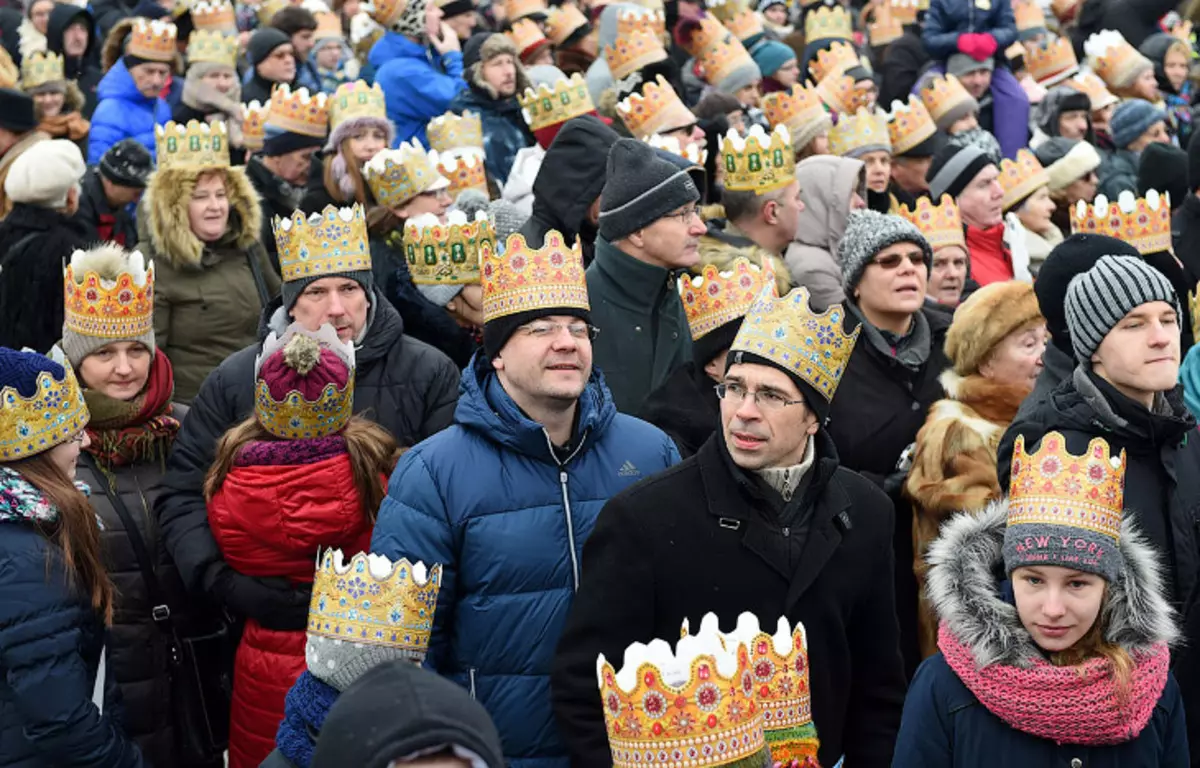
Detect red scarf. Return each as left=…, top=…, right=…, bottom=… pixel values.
left=83, top=353, right=181, bottom=470
left=965, top=223, right=1013, bottom=285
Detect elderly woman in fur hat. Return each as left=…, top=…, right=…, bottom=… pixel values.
left=904, top=280, right=1047, bottom=659
left=21, top=51, right=88, bottom=148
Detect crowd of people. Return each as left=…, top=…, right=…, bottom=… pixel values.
left=1, top=0, right=1200, bottom=763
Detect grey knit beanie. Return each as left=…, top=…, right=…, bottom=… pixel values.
left=1064, top=254, right=1179, bottom=363
left=837, top=209, right=933, bottom=295
left=306, top=633, right=423, bottom=691
left=598, top=138, right=700, bottom=242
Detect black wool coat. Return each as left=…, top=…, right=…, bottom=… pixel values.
left=638, top=360, right=721, bottom=459
left=550, top=431, right=907, bottom=768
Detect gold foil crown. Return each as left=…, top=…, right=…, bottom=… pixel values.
left=645, top=133, right=707, bottom=166
left=683, top=15, right=756, bottom=87
left=481, top=230, right=589, bottom=323
left=21, top=50, right=63, bottom=89
left=1070, top=190, right=1172, bottom=255
left=254, top=324, right=356, bottom=440
left=191, top=0, right=237, bottom=32
left=1084, top=29, right=1150, bottom=88
left=896, top=194, right=965, bottom=251
left=520, top=74, right=595, bottom=132
left=705, top=0, right=763, bottom=41
left=886, top=96, right=936, bottom=155
left=427, top=110, right=484, bottom=152
left=242, top=100, right=269, bottom=151
left=814, top=72, right=869, bottom=114
left=887, top=0, right=919, bottom=24
left=721, top=124, right=796, bottom=193
left=187, top=28, right=238, bottom=67
left=730, top=284, right=861, bottom=403
left=433, top=150, right=488, bottom=198
left=403, top=210, right=492, bottom=285
left=128, top=18, right=177, bottom=62
left=1009, top=432, right=1125, bottom=544
left=0, top=352, right=88, bottom=461
left=805, top=5, right=852, bottom=41
left=1025, top=37, right=1079, bottom=85
left=155, top=120, right=230, bottom=170
left=998, top=149, right=1049, bottom=211
left=363, top=140, right=447, bottom=208
left=828, top=106, right=891, bottom=157
left=919, top=72, right=974, bottom=124
left=268, top=85, right=330, bottom=139
left=1013, top=0, right=1046, bottom=31
left=545, top=4, right=589, bottom=45
left=762, top=85, right=828, bottom=138
left=505, top=0, right=548, bottom=20
left=809, top=41, right=859, bottom=84
left=616, top=6, right=666, bottom=39
left=1065, top=70, right=1119, bottom=110
left=679, top=257, right=774, bottom=340
left=63, top=249, right=154, bottom=344
left=605, top=28, right=668, bottom=80
left=274, top=205, right=373, bottom=284
left=616, top=76, right=697, bottom=139
left=508, top=18, right=548, bottom=55
left=869, top=6, right=904, bottom=46
left=329, top=80, right=387, bottom=131
left=370, top=0, right=410, bottom=30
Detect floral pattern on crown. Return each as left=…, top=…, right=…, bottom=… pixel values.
left=481, top=230, right=589, bottom=323
left=1069, top=190, right=1171, bottom=256
left=617, top=76, right=697, bottom=139
left=0, top=361, right=87, bottom=461
left=274, top=204, right=373, bottom=284
left=63, top=254, right=154, bottom=342
left=896, top=194, right=965, bottom=251
left=679, top=258, right=774, bottom=340
left=1009, top=432, right=1125, bottom=544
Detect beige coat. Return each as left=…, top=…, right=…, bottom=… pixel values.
left=784, top=155, right=865, bottom=308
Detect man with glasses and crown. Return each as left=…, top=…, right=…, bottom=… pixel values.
left=551, top=282, right=908, bottom=768
left=370, top=226, right=680, bottom=768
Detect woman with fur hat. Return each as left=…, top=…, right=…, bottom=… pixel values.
left=143, top=119, right=280, bottom=403
left=21, top=50, right=89, bottom=148
left=300, top=80, right=394, bottom=213
left=904, top=280, right=1047, bottom=660
left=204, top=323, right=398, bottom=768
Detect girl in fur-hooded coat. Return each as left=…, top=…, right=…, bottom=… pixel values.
left=905, top=281, right=1045, bottom=659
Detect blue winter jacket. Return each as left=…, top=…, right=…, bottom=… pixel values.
left=370, top=354, right=681, bottom=768
left=448, top=85, right=534, bottom=185
left=922, top=0, right=1018, bottom=60
left=88, top=59, right=171, bottom=164
left=371, top=33, right=467, bottom=146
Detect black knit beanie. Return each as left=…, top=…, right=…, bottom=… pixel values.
left=598, top=138, right=700, bottom=242
left=693, top=317, right=742, bottom=369
left=1138, top=141, right=1188, bottom=205
left=248, top=27, right=291, bottom=66
left=926, top=142, right=993, bottom=200
left=483, top=307, right=593, bottom=360
left=1035, top=233, right=1141, bottom=355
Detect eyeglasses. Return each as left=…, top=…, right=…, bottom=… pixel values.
left=68, top=430, right=86, bottom=444
left=520, top=321, right=600, bottom=340
left=872, top=251, right=927, bottom=269
left=664, top=205, right=701, bottom=223
left=714, top=382, right=805, bottom=411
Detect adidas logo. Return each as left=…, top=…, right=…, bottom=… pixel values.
left=617, top=460, right=641, bottom=478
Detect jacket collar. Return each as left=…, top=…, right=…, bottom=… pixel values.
left=263, top=286, right=403, bottom=365
left=1063, top=365, right=1195, bottom=447
left=591, top=237, right=677, bottom=309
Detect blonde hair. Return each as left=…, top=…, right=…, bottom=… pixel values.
left=1048, top=587, right=1136, bottom=707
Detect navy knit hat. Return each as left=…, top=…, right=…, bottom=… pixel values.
left=1064, top=254, right=1179, bottom=363
left=598, top=138, right=700, bottom=242
left=1109, top=98, right=1165, bottom=149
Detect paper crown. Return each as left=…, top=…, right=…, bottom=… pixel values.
left=645, top=133, right=708, bottom=166
left=596, top=631, right=769, bottom=767
left=480, top=230, right=589, bottom=323
left=191, top=0, right=236, bottom=32
left=1170, top=19, right=1194, bottom=45
left=679, top=258, right=774, bottom=340
left=1069, top=190, right=1172, bottom=255
left=1013, top=0, right=1046, bottom=31
left=433, top=149, right=488, bottom=197
left=520, top=73, right=595, bottom=132
left=363, top=140, right=447, bottom=208
left=254, top=324, right=356, bottom=440
left=805, top=5, right=852, bottom=41
left=705, top=0, right=763, bottom=41
left=1025, top=37, right=1079, bottom=85
left=762, top=84, right=828, bottom=140
left=617, top=6, right=667, bottom=40
left=919, top=72, right=974, bottom=125
left=813, top=72, right=869, bottom=114
left=508, top=18, right=548, bottom=56
left=313, top=11, right=343, bottom=39
left=998, top=149, right=1049, bottom=211
left=1084, top=29, right=1147, bottom=88
left=0, top=352, right=88, bottom=461
left=505, top=0, right=548, bottom=20
left=721, top=124, right=795, bottom=194
left=616, top=76, right=697, bottom=139
left=730, top=284, right=860, bottom=402
left=186, top=28, right=238, bottom=67
left=20, top=50, right=63, bottom=89
left=403, top=210, right=492, bottom=285
left=274, top=205, right=373, bottom=284
left=828, top=106, right=890, bottom=156
left=308, top=548, right=442, bottom=660
left=545, top=3, right=589, bottom=45
left=329, top=80, right=387, bottom=131
left=256, top=0, right=289, bottom=26
left=266, top=85, right=329, bottom=138
left=127, top=18, right=177, bottom=62
left=868, top=6, right=904, bottom=47
left=886, top=96, right=936, bottom=155
left=896, top=194, right=965, bottom=251
left=683, top=15, right=756, bottom=87
left=368, top=0, right=407, bottom=28
left=1065, top=70, right=1119, bottom=110
left=886, top=0, right=919, bottom=24
left=63, top=250, right=154, bottom=345
left=155, top=120, right=229, bottom=171
left=808, top=41, right=859, bottom=85
left=1009, top=432, right=1126, bottom=545
left=605, top=28, right=668, bottom=80
left=242, top=100, right=269, bottom=151
left=426, top=110, right=484, bottom=152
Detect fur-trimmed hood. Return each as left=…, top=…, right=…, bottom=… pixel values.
left=141, top=165, right=263, bottom=270
left=926, top=500, right=1179, bottom=670
left=464, top=33, right=532, bottom=100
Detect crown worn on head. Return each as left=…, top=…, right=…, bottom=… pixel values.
left=364, top=140, right=447, bottom=208
left=804, top=5, right=852, bottom=41
left=481, top=230, right=589, bottom=323
left=63, top=252, right=154, bottom=343
left=679, top=257, right=774, bottom=340
left=545, top=3, right=589, bottom=44
left=274, top=204, right=373, bottom=284
left=998, top=149, right=1049, bottom=211
left=887, top=0, right=919, bottom=24
left=1064, top=70, right=1119, bottom=110
left=20, top=50, right=63, bottom=89
left=683, top=15, right=756, bottom=86
left=254, top=324, right=356, bottom=440
left=616, top=6, right=666, bottom=39
left=369, top=0, right=409, bottom=30
left=256, top=0, right=289, bottom=25
left=329, top=80, right=387, bottom=131
left=1069, top=190, right=1172, bottom=255
left=868, top=6, right=904, bottom=47
left=508, top=18, right=548, bottom=56
left=192, top=0, right=237, bottom=32
left=186, top=28, right=238, bottom=68
left=617, top=76, right=697, bottom=139
left=828, top=106, right=890, bottom=157
left=1025, top=37, right=1079, bottom=86
left=433, top=149, right=488, bottom=198
left=813, top=72, right=868, bottom=114
left=1084, top=29, right=1146, bottom=89
left=0, top=358, right=88, bottom=462
left=505, top=0, right=548, bottom=20
left=155, top=120, right=230, bottom=170
left=886, top=96, right=936, bottom=155
left=721, top=124, right=796, bottom=193
left=242, top=100, right=269, bottom=151
left=267, top=85, right=329, bottom=138
left=1009, top=432, right=1125, bottom=545
left=427, top=110, right=484, bottom=152
left=706, top=0, right=763, bottom=42
left=313, top=11, right=343, bottom=39
left=645, top=133, right=708, bottom=166
left=762, top=85, right=828, bottom=140
left=403, top=210, right=492, bottom=285
left=520, top=74, right=595, bottom=131
left=730, top=284, right=860, bottom=403
left=1012, top=0, right=1046, bottom=31
left=919, top=73, right=973, bottom=125
left=896, top=194, right=965, bottom=251
left=128, top=18, right=177, bottom=62
left=605, top=28, right=668, bottom=80
left=808, top=41, right=859, bottom=85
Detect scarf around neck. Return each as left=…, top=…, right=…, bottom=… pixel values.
left=848, top=300, right=932, bottom=372
left=0, top=465, right=90, bottom=524
left=277, top=671, right=339, bottom=768
left=83, top=352, right=180, bottom=471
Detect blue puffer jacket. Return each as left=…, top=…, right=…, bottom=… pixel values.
left=448, top=85, right=535, bottom=185
left=370, top=353, right=681, bottom=768
left=371, top=33, right=467, bottom=146
left=87, top=59, right=171, bottom=164
left=922, top=0, right=1017, bottom=60
left=0, top=468, right=144, bottom=768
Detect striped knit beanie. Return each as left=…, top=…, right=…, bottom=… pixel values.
left=1064, top=255, right=1179, bottom=363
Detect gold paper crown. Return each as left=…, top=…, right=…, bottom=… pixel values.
left=20, top=50, right=63, bottom=90
left=505, top=0, right=548, bottom=20
left=813, top=72, right=868, bottom=114
left=1009, top=432, right=1125, bottom=543
left=274, top=204, right=373, bottom=284
left=683, top=15, right=756, bottom=87
left=0, top=354, right=88, bottom=462
left=155, top=120, right=229, bottom=171
left=919, top=72, right=973, bottom=124
left=63, top=252, right=154, bottom=344
left=804, top=5, right=852, bottom=41
left=1012, top=0, right=1046, bottom=31
left=679, top=258, right=774, bottom=340
left=705, top=0, right=763, bottom=42
left=998, top=149, right=1049, bottom=212
left=187, top=29, right=238, bottom=68
left=869, top=6, right=904, bottom=46
left=369, top=0, right=409, bottom=29
left=403, top=210, right=492, bottom=285
left=730, top=284, right=860, bottom=402
left=722, top=124, right=795, bottom=193
left=887, top=0, right=919, bottom=25
left=308, top=549, right=442, bottom=658
left=480, top=230, right=589, bottom=323
left=828, top=106, right=890, bottom=156
left=616, top=76, right=697, bottom=139
left=433, top=149, right=489, bottom=197
left=896, top=194, right=965, bottom=251
left=1025, top=37, right=1079, bottom=85
left=314, top=11, right=342, bottom=39
left=762, top=85, right=829, bottom=139
left=329, top=80, right=386, bottom=131
left=1069, top=190, right=1172, bottom=255
left=809, top=41, right=859, bottom=84
left=886, top=96, right=936, bottom=155
left=256, top=0, right=289, bottom=26
left=1065, top=70, right=1119, bottom=110
left=267, top=85, right=329, bottom=138
left=191, top=0, right=236, bottom=32
left=508, top=18, right=548, bottom=55
left=617, top=7, right=666, bottom=40
left=605, top=28, right=668, bottom=80
left=1170, top=20, right=1194, bottom=45
left=254, top=325, right=355, bottom=440
left=242, top=100, right=269, bottom=151
left=545, top=4, right=589, bottom=45
left=364, top=140, right=447, bottom=208
left=426, top=110, right=484, bottom=152
left=127, top=18, right=178, bottom=62
left=645, top=133, right=708, bottom=166
left=1085, top=30, right=1147, bottom=89
left=520, top=74, right=595, bottom=132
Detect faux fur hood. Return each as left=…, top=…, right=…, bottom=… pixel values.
left=141, top=165, right=263, bottom=270
left=926, top=500, right=1179, bottom=670
left=465, top=34, right=532, bottom=100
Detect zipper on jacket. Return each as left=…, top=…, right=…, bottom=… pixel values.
left=544, top=430, right=589, bottom=592
left=468, top=668, right=477, bottom=699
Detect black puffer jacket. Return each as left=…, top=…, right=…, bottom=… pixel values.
left=245, top=156, right=303, bottom=274
left=638, top=361, right=721, bottom=458
left=73, top=168, right=139, bottom=249
left=0, top=204, right=89, bottom=352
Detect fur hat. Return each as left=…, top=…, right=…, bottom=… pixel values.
left=944, top=280, right=1042, bottom=376
left=464, top=33, right=532, bottom=98
left=143, top=165, right=262, bottom=274
left=4, top=138, right=85, bottom=209
left=1036, top=138, right=1101, bottom=193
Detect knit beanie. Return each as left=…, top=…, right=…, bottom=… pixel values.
left=99, top=138, right=153, bottom=188
left=281, top=211, right=376, bottom=311
left=1034, top=233, right=1140, bottom=355
left=0, top=347, right=88, bottom=460
left=1109, top=98, right=1165, bottom=149
left=248, top=27, right=291, bottom=66
left=1036, top=137, right=1101, bottom=193
left=946, top=52, right=994, bottom=77
left=598, top=138, right=700, bottom=242
left=948, top=126, right=1002, bottom=164
left=945, top=281, right=1042, bottom=376
left=0, top=87, right=36, bottom=134
left=837, top=209, right=932, bottom=296
left=259, top=336, right=351, bottom=401
left=62, top=246, right=156, bottom=367
left=749, top=38, right=795, bottom=78
left=1064, top=254, right=1179, bottom=363
left=715, top=57, right=764, bottom=95
left=4, top=139, right=85, bottom=209
left=926, top=142, right=992, bottom=202
left=1137, top=142, right=1187, bottom=204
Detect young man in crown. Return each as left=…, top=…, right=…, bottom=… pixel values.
left=551, top=283, right=906, bottom=768
left=370, top=229, right=680, bottom=767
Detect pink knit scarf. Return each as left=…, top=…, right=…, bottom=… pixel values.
left=938, top=622, right=1170, bottom=745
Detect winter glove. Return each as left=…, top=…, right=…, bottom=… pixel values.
left=205, top=563, right=313, bottom=631
left=975, top=32, right=998, bottom=60
left=956, top=32, right=997, bottom=62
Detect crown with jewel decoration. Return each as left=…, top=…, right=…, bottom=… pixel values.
left=242, top=100, right=269, bottom=151
left=809, top=41, right=860, bottom=85
left=1084, top=29, right=1150, bottom=89
left=520, top=74, right=595, bottom=132
left=1025, top=37, right=1079, bottom=85
left=20, top=50, right=63, bottom=90
left=814, top=72, right=868, bottom=114
left=682, top=15, right=756, bottom=87
left=426, top=110, right=484, bottom=153
left=885, top=96, right=935, bottom=155
left=918, top=72, right=974, bottom=125
left=363, top=140, right=447, bottom=208
left=403, top=210, right=492, bottom=285
left=1009, top=432, right=1125, bottom=545
left=505, top=0, right=547, bottom=20
left=887, top=0, right=919, bottom=24
left=63, top=250, right=154, bottom=346
left=868, top=5, right=904, bottom=47
left=998, top=149, right=1049, bottom=212
left=481, top=230, right=589, bottom=323
left=762, top=84, right=829, bottom=140
left=616, top=75, right=697, bottom=139
left=186, top=28, right=238, bottom=67
left=678, top=258, right=774, bottom=340
left=1064, top=70, right=1119, bottom=110
left=256, top=0, right=289, bottom=25
left=617, top=6, right=666, bottom=40
left=0, top=350, right=88, bottom=462
left=805, top=5, right=852, bottom=41
left=369, top=0, right=408, bottom=30
left=605, top=28, right=668, bottom=79
left=545, top=3, right=589, bottom=44
left=721, top=124, right=795, bottom=193
left=828, top=106, right=890, bottom=157
left=254, top=324, right=356, bottom=440
left=433, top=149, right=488, bottom=198
left=191, top=0, right=237, bottom=32
left=730, top=284, right=860, bottom=403
left=706, top=0, right=763, bottom=42
left=896, top=194, right=965, bottom=250
left=155, top=120, right=229, bottom=171
left=267, top=85, right=330, bottom=139
left=645, top=134, right=708, bottom=166
left=329, top=80, right=386, bottom=132
left=1070, top=190, right=1172, bottom=255
left=508, top=18, right=548, bottom=56
left=127, top=18, right=177, bottom=62
left=1012, top=0, right=1046, bottom=33
left=313, top=11, right=342, bottom=39
left=274, top=204, right=373, bottom=284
